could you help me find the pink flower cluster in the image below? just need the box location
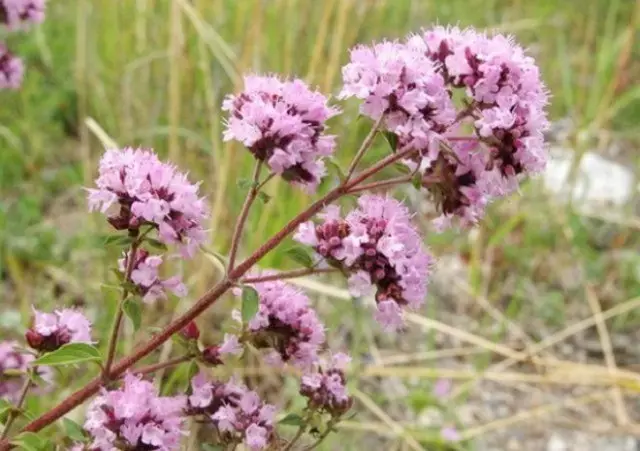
[232,276,326,367]
[341,28,548,228]
[300,353,353,417]
[0,341,52,402]
[187,373,276,451]
[223,75,340,192]
[87,148,208,258]
[340,39,456,153]
[84,373,186,451]
[296,195,433,329]
[25,308,92,352]
[0,44,23,89]
[0,0,46,30]
[119,249,187,303]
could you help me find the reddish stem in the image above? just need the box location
[346,174,412,195]
[2,146,418,447]
[131,355,192,377]
[241,267,337,284]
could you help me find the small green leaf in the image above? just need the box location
[202,444,225,451]
[393,162,412,175]
[256,191,271,204]
[278,413,305,426]
[32,343,102,367]
[237,178,255,190]
[63,418,87,442]
[11,432,47,451]
[122,298,142,331]
[102,235,134,248]
[145,238,168,251]
[284,245,315,268]
[0,398,12,423]
[109,268,125,282]
[383,131,398,151]
[411,171,422,190]
[241,286,260,323]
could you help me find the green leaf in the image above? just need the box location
[109,268,125,282]
[122,298,142,331]
[411,171,422,190]
[256,191,271,204]
[145,238,168,251]
[393,162,412,175]
[11,432,47,451]
[63,418,87,442]
[237,178,255,190]
[201,444,224,451]
[101,235,134,248]
[278,413,305,426]
[0,398,12,424]
[284,245,315,269]
[241,286,260,323]
[32,343,102,367]
[383,131,398,151]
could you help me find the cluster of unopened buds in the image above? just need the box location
[0,25,548,451]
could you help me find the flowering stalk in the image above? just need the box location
[345,115,384,180]
[102,238,140,380]
[0,366,35,440]
[3,133,419,445]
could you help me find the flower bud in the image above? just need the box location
[201,346,222,366]
[180,321,200,341]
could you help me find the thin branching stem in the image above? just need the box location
[227,161,263,273]
[345,115,384,180]
[241,267,337,284]
[346,174,413,195]
[130,355,192,377]
[0,367,35,440]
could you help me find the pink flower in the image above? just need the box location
[0,0,46,30]
[26,307,92,352]
[0,44,23,90]
[441,426,461,442]
[0,341,52,402]
[186,373,276,450]
[235,275,326,368]
[84,373,186,451]
[87,148,208,258]
[223,75,340,192]
[433,378,452,398]
[219,333,243,356]
[300,352,353,417]
[296,195,434,330]
[340,39,456,152]
[118,249,187,302]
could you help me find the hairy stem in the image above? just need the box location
[303,418,338,451]
[131,355,192,377]
[345,116,384,180]
[103,239,140,380]
[241,267,337,284]
[4,146,418,446]
[228,161,263,273]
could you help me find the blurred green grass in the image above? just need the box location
[1,0,639,449]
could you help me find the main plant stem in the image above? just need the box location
[228,161,263,273]
[102,239,140,380]
[0,367,36,440]
[345,115,384,179]
[241,267,336,284]
[2,146,418,447]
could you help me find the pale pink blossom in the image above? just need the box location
[0,44,23,89]
[0,0,46,30]
[26,307,92,352]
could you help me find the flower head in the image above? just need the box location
[186,373,276,450]
[118,249,187,303]
[0,44,23,90]
[87,148,208,258]
[84,373,186,451]
[230,275,326,367]
[0,0,46,30]
[340,39,456,153]
[296,195,433,329]
[223,75,340,192]
[0,341,52,402]
[300,352,353,417]
[26,308,92,352]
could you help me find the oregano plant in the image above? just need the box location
[1,5,549,449]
